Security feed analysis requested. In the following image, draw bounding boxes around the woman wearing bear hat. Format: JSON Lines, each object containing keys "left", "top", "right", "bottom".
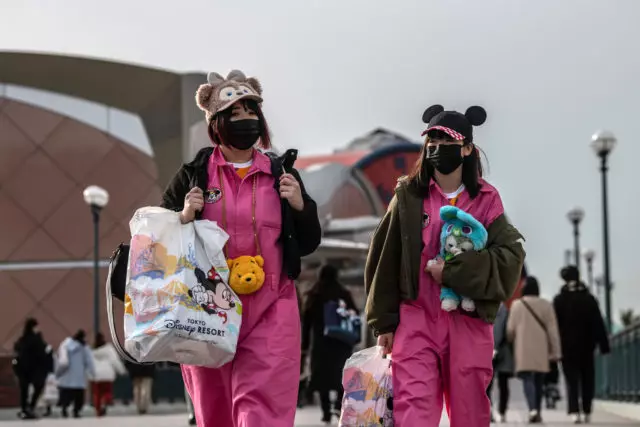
{"left": 365, "top": 105, "right": 526, "bottom": 426}
{"left": 161, "top": 70, "right": 321, "bottom": 427}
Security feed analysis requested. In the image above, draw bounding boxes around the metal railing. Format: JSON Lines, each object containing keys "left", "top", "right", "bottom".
{"left": 596, "top": 321, "right": 640, "bottom": 401}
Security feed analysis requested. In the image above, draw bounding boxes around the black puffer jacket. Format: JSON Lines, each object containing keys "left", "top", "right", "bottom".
{"left": 553, "top": 282, "right": 610, "bottom": 360}
{"left": 160, "top": 147, "right": 321, "bottom": 279}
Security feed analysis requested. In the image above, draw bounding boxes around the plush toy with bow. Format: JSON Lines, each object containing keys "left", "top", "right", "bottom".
{"left": 430, "top": 205, "right": 488, "bottom": 312}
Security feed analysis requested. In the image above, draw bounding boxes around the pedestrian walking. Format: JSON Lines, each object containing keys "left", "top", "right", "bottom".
{"left": 12, "top": 318, "right": 49, "bottom": 420}
{"left": 56, "top": 329, "right": 95, "bottom": 418}
{"left": 554, "top": 265, "right": 610, "bottom": 424}
{"left": 125, "top": 360, "right": 155, "bottom": 415}
{"left": 163, "top": 69, "right": 321, "bottom": 427}
{"left": 302, "top": 265, "right": 359, "bottom": 425}
{"left": 90, "top": 333, "right": 126, "bottom": 416}
{"left": 487, "top": 303, "right": 514, "bottom": 423}
{"left": 507, "top": 277, "right": 562, "bottom": 424}
{"left": 365, "top": 105, "right": 526, "bottom": 426}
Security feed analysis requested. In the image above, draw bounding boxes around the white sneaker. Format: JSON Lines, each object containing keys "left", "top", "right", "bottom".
{"left": 570, "top": 413, "right": 582, "bottom": 424}
{"left": 496, "top": 413, "right": 506, "bottom": 423}
{"left": 583, "top": 414, "right": 591, "bottom": 423}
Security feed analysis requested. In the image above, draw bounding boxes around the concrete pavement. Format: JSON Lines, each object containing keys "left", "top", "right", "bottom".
{"left": 0, "top": 399, "right": 638, "bottom": 426}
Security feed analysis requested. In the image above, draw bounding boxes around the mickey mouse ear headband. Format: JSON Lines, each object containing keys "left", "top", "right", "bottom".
{"left": 421, "top": 105, "right": 487, "bottom": 143}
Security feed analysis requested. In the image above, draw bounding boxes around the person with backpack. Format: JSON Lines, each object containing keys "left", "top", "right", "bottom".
{"left": 12, "top": 318, "right": 49, "bottom": 420}
{"left": 161, "top": 70, "right": 321, "bottom": 427}
{"left": 302, "top": 265, "right": 359, "bottom": 425}
{"left": 554, "top": 265, "right": 610, "bottom": 424}
{"left": 507, "top": 277, "right": 561, "bottom": 424}
{"left": 56, "top": 330, "right": 95, "bottom": 418}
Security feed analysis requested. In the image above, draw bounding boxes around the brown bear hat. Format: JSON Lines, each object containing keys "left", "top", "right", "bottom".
{"left": 195, "top": 70, "right": 263, "bottom": 124}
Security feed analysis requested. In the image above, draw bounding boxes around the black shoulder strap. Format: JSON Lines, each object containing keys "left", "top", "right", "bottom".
{"left": 521, "top": 299, "right": 548, "bottom": 336}
{"left": 105, "top": 245, "right": 151, "bottom": 365}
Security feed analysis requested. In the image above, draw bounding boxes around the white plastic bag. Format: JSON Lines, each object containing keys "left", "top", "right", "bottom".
{"left": 340, "top": 346, "right": 393, "bottom": 427}
{"left": 123, "top": 207, "right": 242, "bottom": 368}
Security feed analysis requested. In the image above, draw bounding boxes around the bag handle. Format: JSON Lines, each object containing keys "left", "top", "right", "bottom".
{"left": 105, "top": 244, "right": 151, "bottom": 365}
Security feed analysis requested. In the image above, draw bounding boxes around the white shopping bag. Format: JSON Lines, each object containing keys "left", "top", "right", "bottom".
{"left": 339, "top": 346, "right": 393, "bottom": 427}
{"left": 123, "top": 207, "right": 242, "bottom": 368}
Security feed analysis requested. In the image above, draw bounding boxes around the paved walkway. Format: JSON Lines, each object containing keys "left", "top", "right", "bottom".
{"left": 0, "top": 400, "right": 637, "bottom": 426}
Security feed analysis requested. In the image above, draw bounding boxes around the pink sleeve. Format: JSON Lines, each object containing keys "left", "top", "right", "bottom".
{"left": 485, "top": 191, "right": 505, "bottom": 226}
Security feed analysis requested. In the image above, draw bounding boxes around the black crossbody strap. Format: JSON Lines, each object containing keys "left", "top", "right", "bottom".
{"left": 521, "top": 299, "right": 549, "bottom": 340}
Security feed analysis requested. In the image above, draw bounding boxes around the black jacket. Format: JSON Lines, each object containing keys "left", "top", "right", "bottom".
{"left": 125, "top": 360, "right": 156, "bottom": 378}
{"left": 160, "top": 147, "right": 321, "bottom": 279}
{"left": 553, "top": 282, "right": 610, "bottom": 360}
{"left": 13, "top": 333, "right": 49, "bottom": 379}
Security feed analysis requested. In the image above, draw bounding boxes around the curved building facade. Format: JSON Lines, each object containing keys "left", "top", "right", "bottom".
{"left": 0, "top": 52, "right": 209, "bottom": 357}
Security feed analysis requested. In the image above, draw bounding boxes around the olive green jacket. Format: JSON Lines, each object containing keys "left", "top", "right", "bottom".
{"left": 364, "top": 179, "right": 526, "bottom": 336}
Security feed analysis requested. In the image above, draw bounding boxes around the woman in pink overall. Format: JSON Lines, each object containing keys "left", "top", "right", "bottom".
{"left": 365, "top": 105, "right": 526, "bottom": 426}
{"left": 161, "top": 70, "right": 321, "bottom": 427}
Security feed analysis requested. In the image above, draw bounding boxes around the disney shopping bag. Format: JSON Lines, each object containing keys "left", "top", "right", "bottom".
{"left": 339, "top": 346, "right": 393, "bottom": 427}
{"left": 118, "top": 207, "right": 242, "bottom": 368}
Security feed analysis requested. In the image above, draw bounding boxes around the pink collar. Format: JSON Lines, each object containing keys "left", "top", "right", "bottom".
{"left": 210, "top": 146, "right": 272, "bottom": 176}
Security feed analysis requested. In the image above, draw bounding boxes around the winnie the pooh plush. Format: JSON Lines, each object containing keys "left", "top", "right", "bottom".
{"left": 227, "top": 255, "right": 266, "bottom": 295}
{"left": 428, "top": 205, "right": 488, "bottom": 312}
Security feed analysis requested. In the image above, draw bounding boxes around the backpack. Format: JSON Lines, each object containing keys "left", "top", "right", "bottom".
{"left": 323, "top": 299, "right": 362, "bottom": 346}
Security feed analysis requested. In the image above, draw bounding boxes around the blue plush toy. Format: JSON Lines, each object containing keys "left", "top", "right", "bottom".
{"left": 430, "top": 205, "right": 488, "bottom": 312}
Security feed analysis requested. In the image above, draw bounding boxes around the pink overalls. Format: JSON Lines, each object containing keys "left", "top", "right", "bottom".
{"left": 181, "top": 148, "right": 300, "bottom": 427}
{"left": 392, "top": 180, "right": 504, "bottom": 427}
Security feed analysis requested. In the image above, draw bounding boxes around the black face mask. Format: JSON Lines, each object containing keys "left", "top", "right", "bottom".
{"left": 426, "top": 144, "right": 464, "bottom": 175}
{"left": 227, "top": 119, "right": 261, "bottom": 150}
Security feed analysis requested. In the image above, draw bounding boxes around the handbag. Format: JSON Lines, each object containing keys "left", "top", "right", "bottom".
{"left": 323, "top": 299, "right": 361, "bottom": 346}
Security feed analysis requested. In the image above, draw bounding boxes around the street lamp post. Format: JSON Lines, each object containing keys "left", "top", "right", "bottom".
{"left": 83, "top": 186, "right": 109, "bottom": 336}
{"left": 584, "top": 249, "right": 596, "bottom": 293}
{"left": 567, "top": 207, "right": 585, "bottom": 274}
{"left": 592, "top": 130, "right": 616, "bottom": 332}
{"left": 564, "top": 249, "right": 573, "bottom": 267}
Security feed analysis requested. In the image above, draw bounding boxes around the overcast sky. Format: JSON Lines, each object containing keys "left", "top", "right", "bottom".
{"left": 2, "top": 0, "right": 639, "bottom": 321}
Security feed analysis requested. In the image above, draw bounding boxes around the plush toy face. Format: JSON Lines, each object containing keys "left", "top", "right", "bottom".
{"left": 439, "top": 206, "right": 488, "bottom": 259}
{"left": 227, "top": 255, "right": 266, "bottom": 295}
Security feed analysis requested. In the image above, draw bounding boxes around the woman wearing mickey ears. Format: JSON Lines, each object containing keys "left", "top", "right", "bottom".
{"left": 161, "top": 70, "right": 321, "bottom": 427}
{"left": 365, "top": 105, "right": 526, "bottom": 426}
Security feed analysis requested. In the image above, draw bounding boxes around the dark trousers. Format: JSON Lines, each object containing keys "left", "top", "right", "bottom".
{"left": 318, "top": 387, "right": 343, "bottom": 422}
{"left": 59, "top": 387, "right": 85, "bottom": 416}
{"left": 520, "top": 372, "right": 544, "bottom": 412}
{"left": 563, "top": 356, "right": 595, "bottom": 415}
{"left": 487, "top": 372, "right": 511, "bottom": 415}
{"left": 18, "top": 375, "right": 45, "bottom": 413}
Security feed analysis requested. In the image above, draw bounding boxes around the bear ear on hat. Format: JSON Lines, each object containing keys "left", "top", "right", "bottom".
{"left": 207, "top": 72, "right": 225, "bottom": 85}
{"left": 465, "top": 106, "right": 487, "bottom": 126}
{"left": 422, "top": 104, "right": 445, "bottom": 124}
{"left": 195, "top": 84, "right": 214, "bottom": 112}
{"left": 227, "top": 70, "right": 247, "bottom": 82}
